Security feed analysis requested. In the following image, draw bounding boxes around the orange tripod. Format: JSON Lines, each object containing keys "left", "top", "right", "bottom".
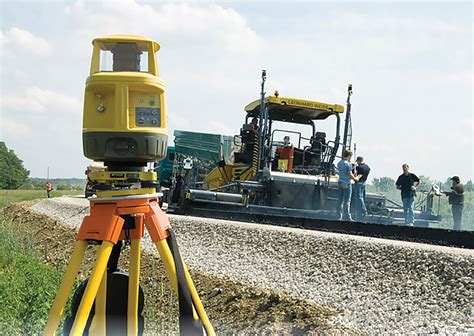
{"left": 44, "top": 194, "right": 214, "bottom": 335}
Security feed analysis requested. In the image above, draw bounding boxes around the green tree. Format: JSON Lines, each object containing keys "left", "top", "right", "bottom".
{"left": 465, "top": 180, "right": 473, "bottom": 192}
{"left": 372, "top": 177, "right": 396, "bottom": 192}
{"left": 439, "top": 177, "right": 452, "bottom": 192}
{"left": 418, "top": 175, "right": 434, "bottom": 192}
{"left": 0, "top": 142, "right": 30, "bottom": 189}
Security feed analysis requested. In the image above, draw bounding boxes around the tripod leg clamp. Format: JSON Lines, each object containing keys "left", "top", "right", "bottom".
{"left": 78, "top": 203, "right": 124, "bottom": 243}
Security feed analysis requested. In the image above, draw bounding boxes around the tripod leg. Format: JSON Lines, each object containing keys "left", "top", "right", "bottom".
{"left": 181, "top": 259, "right": 214, "bottom": 335}
{"left": 44, "top": 240, "right": 88, "bottom": 336}
{"left": 155, "top": 240, "right": 215, "bottom": 335}
{"left": 89, "top": 268, "right": 107, "bottom": 336}
{"left": 128, "top": 239, "right": 141, "bottom": 336}
{"left": 146, "top": 202, "right": 214, "bottom": 334}
{"left": 70, "top": 241, "right": 114, "bottom": 335}
{"left": 154, "top": 240, "right": 178, "bottom": 292}
{"left": 154, "top": 240, "right": 197, "bottom": 320}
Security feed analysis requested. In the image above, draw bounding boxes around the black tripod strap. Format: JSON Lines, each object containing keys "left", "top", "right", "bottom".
{"left": 107, "top": 240, "right": 123, "bottom": 273}
{"left": 167, "top": 229, "right": 202, "bottom": 336}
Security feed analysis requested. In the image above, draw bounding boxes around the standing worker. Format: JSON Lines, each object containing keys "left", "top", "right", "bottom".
{"left": 354, "top": 156, "right": 371, "bottom": 220}
{"left": 395, "top": 164, "right": 420, "bottom": 226}
{"left": 336, "top": 149, "right": 359, "bottom": 221}
{"left": 46, "top": 181, "right": 53, "bottom": 198}
{"left": 442, "top": 176, "right": 464, "bottom": 230}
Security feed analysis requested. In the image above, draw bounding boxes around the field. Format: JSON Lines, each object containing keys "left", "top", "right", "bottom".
{"left": 0, "top": 189, "right": 82, "bottom": 208}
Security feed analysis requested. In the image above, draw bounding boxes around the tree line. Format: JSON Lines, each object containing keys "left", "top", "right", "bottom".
{"left": 371, "top": 176, "right": 473, "bottom": 193}
{"left": 0, "top": 142, "right": 84, "bottom": 190}
{"left": 0, "top": 142, "right": 29, "bottom": 189}
{"left": 1, "top": 141, "right": 472, "bottom": 193}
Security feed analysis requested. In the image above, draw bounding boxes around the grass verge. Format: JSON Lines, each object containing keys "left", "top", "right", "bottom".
{"left": 0, "top": 214, "right": 65, "bottom": 335}
{"left": 0, "top": 190, "right": 81, "bottom": 334}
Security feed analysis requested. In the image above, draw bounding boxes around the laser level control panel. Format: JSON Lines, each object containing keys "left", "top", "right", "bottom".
{"left": 135, "top": 94, "right": 161, "bottom": 127}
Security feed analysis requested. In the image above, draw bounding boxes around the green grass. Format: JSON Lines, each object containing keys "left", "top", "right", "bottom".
{"left": 0, "top": 189, "right": 83, "bottom": 208}
{"left": 0, "top": 190, "right": 82, "bottom": 334}
{"left": 0, "top": 215, "right": 65, "bottom": 335}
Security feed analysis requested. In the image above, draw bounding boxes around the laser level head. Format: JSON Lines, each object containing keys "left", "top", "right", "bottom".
{"left": 83, "top": 35, "right": 168, "bottom": 166}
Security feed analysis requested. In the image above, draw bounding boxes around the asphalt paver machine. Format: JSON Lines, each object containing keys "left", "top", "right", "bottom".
{"left": 168, "top": 71, "right": 440, "bottom": 227}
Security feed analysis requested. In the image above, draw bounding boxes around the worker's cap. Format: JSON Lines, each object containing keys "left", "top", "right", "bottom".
{"left": 356, "top": 156, "right": 364, "bottom": 161}
{"left": 450, "top": 176, "right": 460, "bottom": 183}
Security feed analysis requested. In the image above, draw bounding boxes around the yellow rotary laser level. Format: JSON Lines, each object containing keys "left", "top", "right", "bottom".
{"left": 44, "top": 35, "right": 214, "bottom": 336}
{"left": 83, "top": 35, "right": 167, "bottom": 164}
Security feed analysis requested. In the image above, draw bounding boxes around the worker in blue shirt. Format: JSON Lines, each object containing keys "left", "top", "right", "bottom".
{"left": 336, "top": 149, "right": 359, "bottom": 221}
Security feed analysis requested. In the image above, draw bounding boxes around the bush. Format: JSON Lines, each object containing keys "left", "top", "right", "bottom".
{"left": 19, "top": 181, "right": 35, "bottom": 190}
{"left": 56, "top": 183, "right": 69, "bottom": 191}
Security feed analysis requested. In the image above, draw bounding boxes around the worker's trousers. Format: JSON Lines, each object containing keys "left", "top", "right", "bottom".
{"left": 336, "top": 182, "right": 352, "bottom": 221}
{"left": 452, "top": 205, "right": 463, "bottom": 231}
{"left": 354, "top": 182, "right": 367, "bottom": 220}
{"left": 402, "top": 197, "right": 415, "bottom": 225}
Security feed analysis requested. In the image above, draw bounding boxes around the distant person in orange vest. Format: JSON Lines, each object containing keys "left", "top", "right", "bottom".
{"left": 46, "top": 182, "right": 53, "bottom": 198}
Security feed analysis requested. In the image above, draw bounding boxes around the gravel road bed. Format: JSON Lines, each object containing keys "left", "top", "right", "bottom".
{"left": 32, "top": 197, "right": 474, "bottom": 335}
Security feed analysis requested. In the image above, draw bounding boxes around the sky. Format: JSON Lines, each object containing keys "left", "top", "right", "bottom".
{"left": 0, "top": 0, "right": 472, "bottom": 182}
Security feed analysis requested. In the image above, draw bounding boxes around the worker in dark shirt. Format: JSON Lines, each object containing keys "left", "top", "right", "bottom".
{"left": 442, "top": 176, "right": 464, "bottom": 230}
{"left": 395, "top": 164, "right": 421, "bottom": 226}
{"left": 354, "top": 156, "right": 370, "bottom": 220}
{"left": 251, "top": 117, "right": 259, "bottom": 131}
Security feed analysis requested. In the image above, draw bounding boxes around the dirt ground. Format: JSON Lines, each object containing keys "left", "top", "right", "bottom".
{"left": 4, "top": 202, "right": 361, "bottom": 335}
